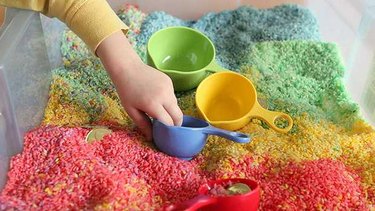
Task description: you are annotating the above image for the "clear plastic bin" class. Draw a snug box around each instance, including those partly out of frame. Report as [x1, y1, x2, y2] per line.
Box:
[0, 9, 52, 190]
[0, 6, 5, 27]
[0, 0, 374, 192]
[346, 1, 375, 126]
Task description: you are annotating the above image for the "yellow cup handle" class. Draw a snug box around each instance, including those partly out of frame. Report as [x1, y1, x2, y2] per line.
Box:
[249, 102, 293, 133]
[206, 61, 228, 73]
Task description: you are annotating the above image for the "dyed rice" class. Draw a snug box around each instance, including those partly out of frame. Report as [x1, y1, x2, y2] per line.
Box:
[0, 127, 206, 209]
[137, 4, 320, 69]
[1, 3, 374, 210]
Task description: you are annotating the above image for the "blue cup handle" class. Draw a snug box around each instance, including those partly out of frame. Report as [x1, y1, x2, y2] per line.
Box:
[203, 126, 250, 143]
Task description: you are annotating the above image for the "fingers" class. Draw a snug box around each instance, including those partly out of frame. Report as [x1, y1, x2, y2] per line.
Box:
[163, 102, 183, 126]
[146, 105, 174, 126]
[126, 107, 152, 141]
[126, 99, 183, 142]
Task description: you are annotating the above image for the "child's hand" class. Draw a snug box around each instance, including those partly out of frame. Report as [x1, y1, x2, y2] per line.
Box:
[97, 31, 183, 140]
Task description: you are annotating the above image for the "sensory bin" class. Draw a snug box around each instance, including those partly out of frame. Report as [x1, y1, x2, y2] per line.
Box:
[1, 4, 375, 210]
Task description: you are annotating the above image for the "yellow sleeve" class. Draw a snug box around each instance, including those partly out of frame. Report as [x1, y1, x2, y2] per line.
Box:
[0, 0, 129, 54]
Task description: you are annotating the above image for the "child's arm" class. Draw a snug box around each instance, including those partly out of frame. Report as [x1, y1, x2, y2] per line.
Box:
[0, 0, 183, 140]
[97, 31, 183, 139]
[0, 0, 128, 53]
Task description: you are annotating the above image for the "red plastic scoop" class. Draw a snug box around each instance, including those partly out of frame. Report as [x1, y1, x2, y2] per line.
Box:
[162, 178, 260, 211]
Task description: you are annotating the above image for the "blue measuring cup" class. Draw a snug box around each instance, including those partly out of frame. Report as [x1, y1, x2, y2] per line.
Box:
[153, 115, 250, 160]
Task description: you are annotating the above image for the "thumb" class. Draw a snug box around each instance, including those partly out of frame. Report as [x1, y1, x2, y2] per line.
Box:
[126, 107, 152, 141]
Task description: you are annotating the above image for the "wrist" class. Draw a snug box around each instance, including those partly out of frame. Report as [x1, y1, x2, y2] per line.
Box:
[96, 31, 143, 78]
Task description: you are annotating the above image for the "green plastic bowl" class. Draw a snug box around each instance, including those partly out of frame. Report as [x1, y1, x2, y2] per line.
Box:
[147, 26, 225, 91]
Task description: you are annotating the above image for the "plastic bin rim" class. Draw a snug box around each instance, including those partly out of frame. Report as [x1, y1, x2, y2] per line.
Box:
[0, 10, 35, 63]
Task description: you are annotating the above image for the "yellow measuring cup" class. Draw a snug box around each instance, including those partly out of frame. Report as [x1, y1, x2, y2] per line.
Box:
[196, 71, 293, 133]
